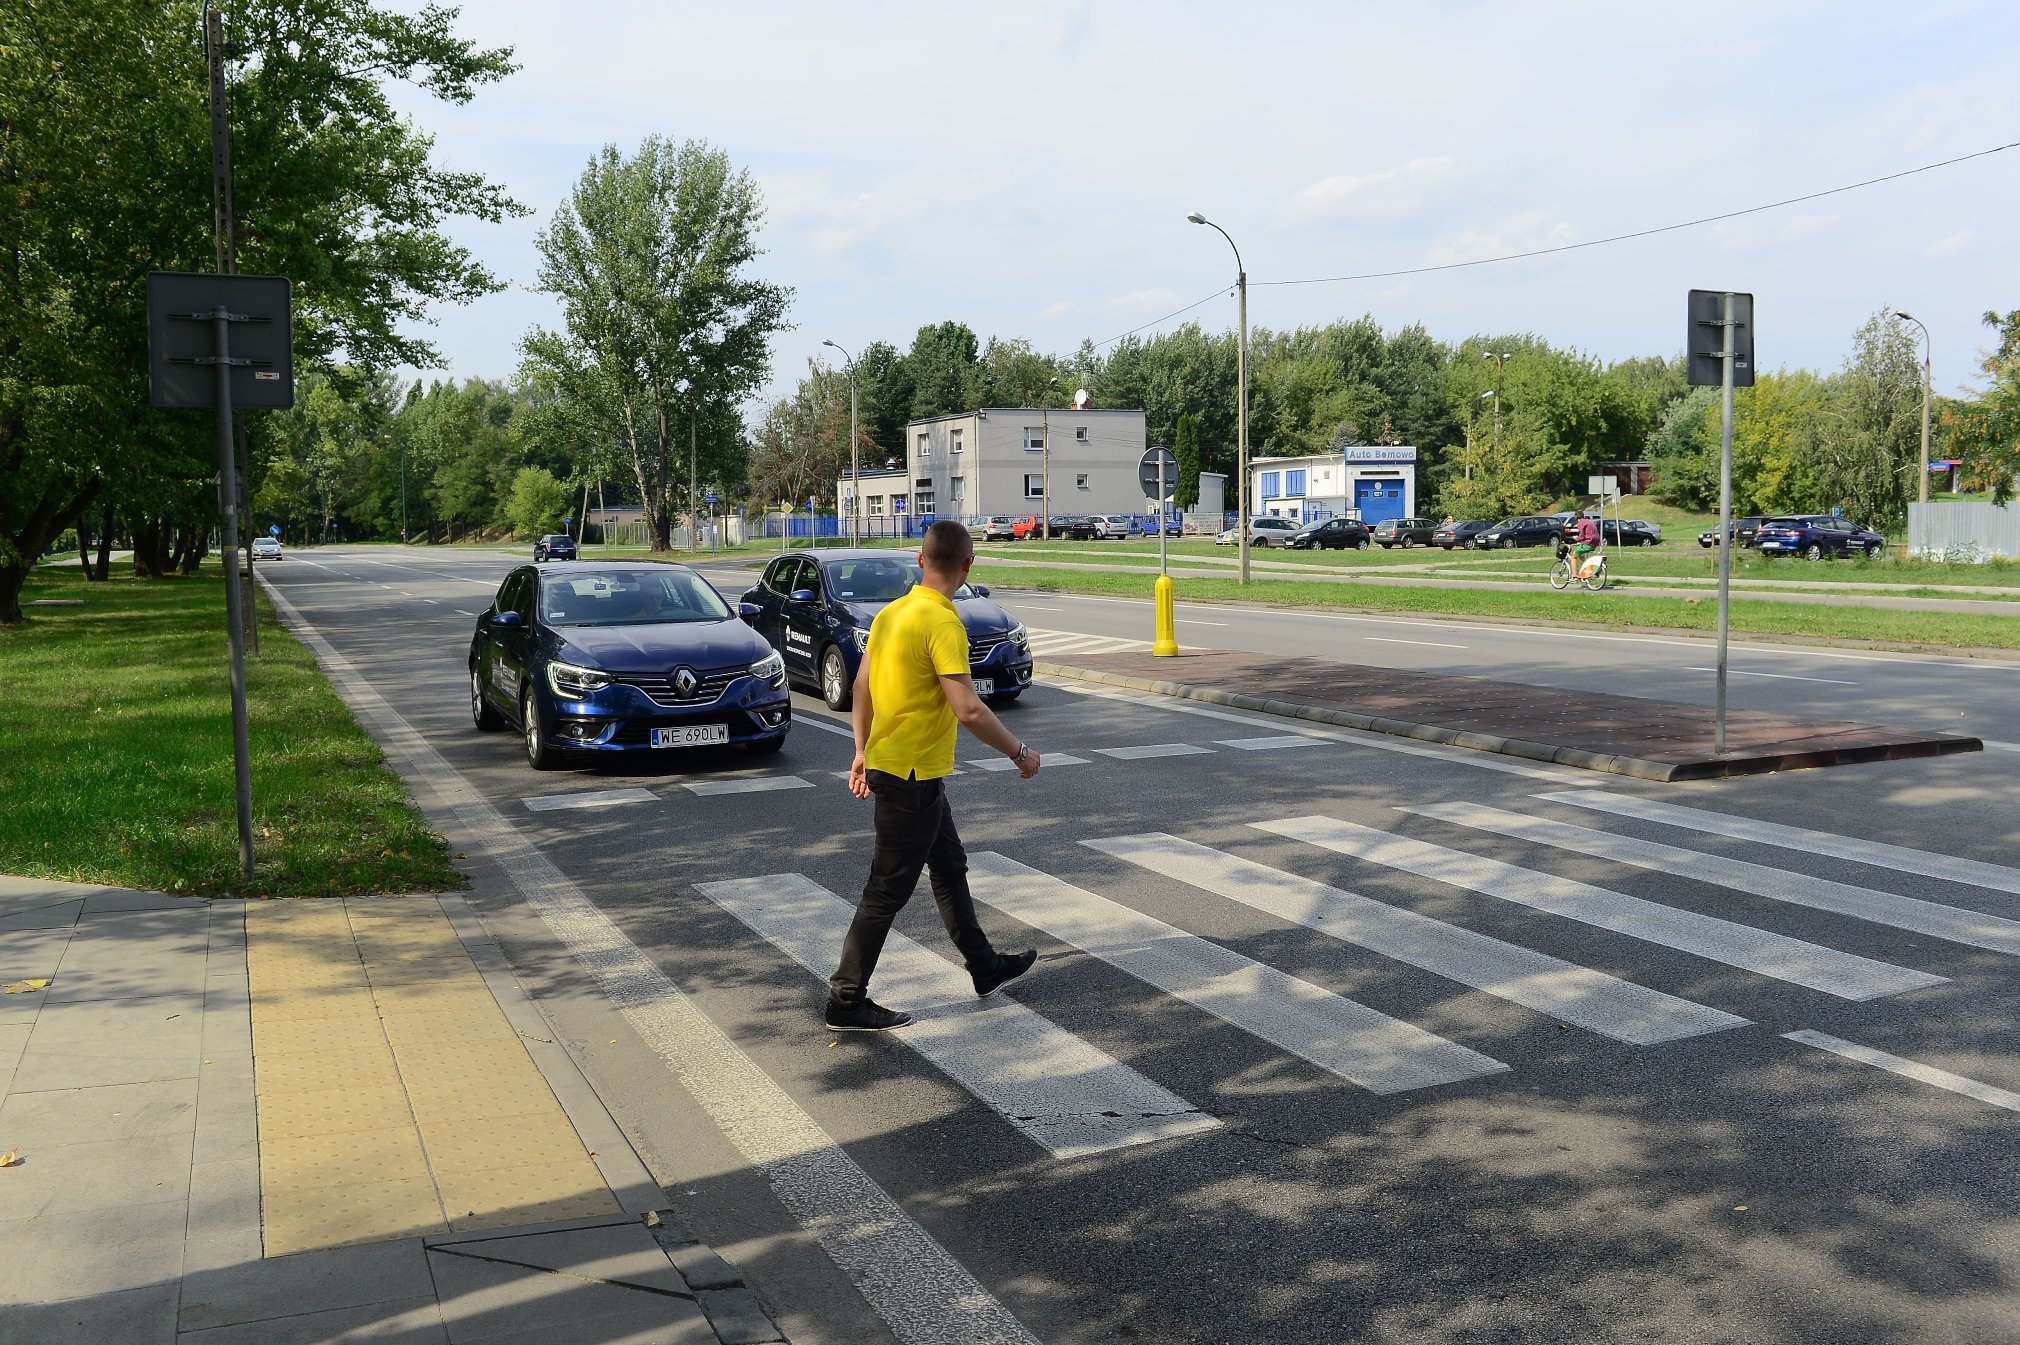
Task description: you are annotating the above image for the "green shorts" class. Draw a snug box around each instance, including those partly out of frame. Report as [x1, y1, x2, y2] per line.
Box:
[1573, 543, 1596, 557]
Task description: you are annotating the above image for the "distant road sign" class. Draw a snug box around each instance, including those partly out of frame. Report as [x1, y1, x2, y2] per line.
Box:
[1139, 446, 1179, 501]
[269, 524, 280, 537]
[1687, 289, 1755, 389]
[704, 494, 720, 504]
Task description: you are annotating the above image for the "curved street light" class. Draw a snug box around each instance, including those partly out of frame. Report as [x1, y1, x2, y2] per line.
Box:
[1187, 211, 1250, 583]
[822, 339, 859, 543]
[1891, 312, 1933, 504]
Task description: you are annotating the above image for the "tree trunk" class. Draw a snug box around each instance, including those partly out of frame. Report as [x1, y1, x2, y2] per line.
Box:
[0, 477, 101, 621]
[77, 510, 95, 578]
[93, 503, 113, 581]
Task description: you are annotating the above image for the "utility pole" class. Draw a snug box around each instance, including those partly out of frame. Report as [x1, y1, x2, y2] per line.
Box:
[1041, 374, 1058, 541]
[1483, 351, 1510, 477]
[1188, 213, 1250, 582]
[1894, 311, 1933, 506]
[689, 410, 698, 554]
[823, 340, 860, 544]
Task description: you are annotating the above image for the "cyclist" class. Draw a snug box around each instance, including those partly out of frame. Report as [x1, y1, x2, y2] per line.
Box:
[1573, 511, 1602, 571]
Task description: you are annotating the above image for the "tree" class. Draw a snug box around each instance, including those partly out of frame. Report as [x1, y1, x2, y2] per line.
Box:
[1646, 387, 1721, 510]
[1945, 309, 2020, 501]
[1173, 413, 1201, 510]
[504, 466, 567, 538]
[1815, 310, 1922, 528]
[527, 137, 791, 552]
[906, 321, 986, 419]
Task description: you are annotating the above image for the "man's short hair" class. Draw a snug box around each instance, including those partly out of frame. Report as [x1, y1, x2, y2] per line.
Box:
[919, 520, 974, 574]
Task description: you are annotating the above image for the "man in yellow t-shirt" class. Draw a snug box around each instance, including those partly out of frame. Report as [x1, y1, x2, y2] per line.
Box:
[826, 521, 1043, 1031]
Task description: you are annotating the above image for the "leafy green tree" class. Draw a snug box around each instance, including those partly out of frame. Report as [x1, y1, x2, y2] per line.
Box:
[527, 137, 790, 551]
[1944, 309, 2020, 501]
[504, 466, 567, 538]
[1814, 310, 1922, 528]
[1646, 387, 1721, 510]
[1173, 413, 1200, 510]
[905, 322, 987, 419]
[981, 338, 1067, 407]
[852, 340, 913, 456]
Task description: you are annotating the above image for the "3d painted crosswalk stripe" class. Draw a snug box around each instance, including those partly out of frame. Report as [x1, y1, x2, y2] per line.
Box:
[1085, 832, 1744, 1045]
[966, 753, 1089, 772]
[1783, 1029, 2020, 1114]
[966, 852, 1508, 1094]
[693, 874, 1217, 1159]
[1092, 743, 1216, 761]
[682, 777, 815, 797]
[523, 788, 658, 812]
[1217, 736, 1324, 752]
[1408, 801, 2020, 958]
[1540, 790, 2020, 897]
[1253, 816, 1946, 1002]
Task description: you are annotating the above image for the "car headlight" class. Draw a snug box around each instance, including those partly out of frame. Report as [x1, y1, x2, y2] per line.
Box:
[547, 661, 611, 698]
[851, 628, 870, 652]
[750, 650, 785, 684]
[1007, 624, 1027, 650]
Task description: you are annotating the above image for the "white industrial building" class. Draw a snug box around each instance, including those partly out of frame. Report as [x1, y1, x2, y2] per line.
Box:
[1248, 446, 1419, 525]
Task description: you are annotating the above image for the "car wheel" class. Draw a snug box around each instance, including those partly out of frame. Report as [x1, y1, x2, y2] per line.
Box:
[745, 732, 787, 754]
[1402, 536, 1416, 549]
[521, 685, 560, 770]
[471, 665, 503, 730]
[820, 645, 852, 711]
[1866, 542, 1883, 559]
[1804, 543, 1824, 561]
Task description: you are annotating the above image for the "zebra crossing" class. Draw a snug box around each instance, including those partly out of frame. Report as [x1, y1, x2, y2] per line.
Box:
[1022, 626, 1158, 658]
[692, 792, 2020, 1158]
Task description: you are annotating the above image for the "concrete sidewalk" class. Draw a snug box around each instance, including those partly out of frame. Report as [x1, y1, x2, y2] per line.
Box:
[0, 875, 786, 1345]
[1040, 649, 1983, 781]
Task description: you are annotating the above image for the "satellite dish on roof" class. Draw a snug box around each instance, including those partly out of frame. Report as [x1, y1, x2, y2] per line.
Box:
[1073, 388, 1089, 409]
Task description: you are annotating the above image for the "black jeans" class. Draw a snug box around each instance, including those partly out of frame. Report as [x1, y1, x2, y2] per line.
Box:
[828, 770, 996, 1007]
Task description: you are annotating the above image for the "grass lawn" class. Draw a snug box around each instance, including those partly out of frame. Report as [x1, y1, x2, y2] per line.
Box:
[988, 564, 2020, 652]
[0, 565, 464, 899]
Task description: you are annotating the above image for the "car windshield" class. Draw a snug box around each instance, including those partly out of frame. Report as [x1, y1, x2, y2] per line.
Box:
[539, 568, 730, 626]
[823, 557, 975, 602]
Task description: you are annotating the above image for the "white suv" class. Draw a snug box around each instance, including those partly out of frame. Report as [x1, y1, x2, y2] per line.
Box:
[1215, 516, 1299, 547]
[251, 537, 282, 560]
[1088, 514, 1137, 540]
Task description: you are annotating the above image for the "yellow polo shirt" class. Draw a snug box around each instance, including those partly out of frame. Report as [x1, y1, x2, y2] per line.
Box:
[862, 584, 971, 781]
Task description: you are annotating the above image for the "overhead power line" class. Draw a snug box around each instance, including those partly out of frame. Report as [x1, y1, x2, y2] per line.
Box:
[1090, 287, 1230, 351]
[1252, 137, 2020, 289]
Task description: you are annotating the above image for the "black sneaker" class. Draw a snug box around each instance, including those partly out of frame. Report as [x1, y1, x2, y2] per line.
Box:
[824, 998, 912, 1032]
[973, 950, 1037, 998]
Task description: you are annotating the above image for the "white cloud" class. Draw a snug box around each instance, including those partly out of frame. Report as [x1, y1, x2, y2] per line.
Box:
[1283, 157, 1465, 221]
[1926, 229, 1975, 256]
[1104, 288, 1181, 315]
[1040, 300, 1074, 320]
[1424, 214, 1576, 268]
[1709, 212, 1840, 254]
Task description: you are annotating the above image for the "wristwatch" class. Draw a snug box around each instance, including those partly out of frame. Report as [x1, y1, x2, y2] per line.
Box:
[1013, 743, 1030, 765]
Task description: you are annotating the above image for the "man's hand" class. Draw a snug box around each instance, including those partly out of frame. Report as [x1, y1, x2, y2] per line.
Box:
[848, 750, 870, 800]
[1015, 747, 1041, 780]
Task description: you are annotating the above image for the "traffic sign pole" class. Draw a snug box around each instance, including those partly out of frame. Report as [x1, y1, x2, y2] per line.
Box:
[211, 308, 255, 881]
[1714, 293, 1737, 754]
[1142, 446, 1180, 657]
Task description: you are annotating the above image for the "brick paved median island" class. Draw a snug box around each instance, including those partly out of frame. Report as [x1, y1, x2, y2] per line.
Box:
[1039, 650, 1982, 781]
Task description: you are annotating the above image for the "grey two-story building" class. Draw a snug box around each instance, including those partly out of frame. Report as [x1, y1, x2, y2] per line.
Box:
[895, 407, 1150, 522]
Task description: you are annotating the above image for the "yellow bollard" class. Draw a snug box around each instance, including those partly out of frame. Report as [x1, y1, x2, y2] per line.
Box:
[1152, 573, 1179, 657]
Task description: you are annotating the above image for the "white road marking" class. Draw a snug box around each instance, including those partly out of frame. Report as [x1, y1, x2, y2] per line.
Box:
[1681, 666, 1856, 685]
[1049, 681, 1579, 782]
[524, 788, 658, 812]
[1541, 791, 2020, 898]
[1784, 1029, 2020, 1114]
[682, 776, 814, 797]
[254, 575, 1042, 1345]
[1092, 743, 1216, 761]
[425, 599, 440, 604]
[694, 874, 1217, 1157]
[1985, 741, 2020, 753]
[1085, 833, 1743, 1045]
[1217, 736, 1324, 751]
[794, 714, 856, 737]
[455, 610, 476, 617]
[1408, 802, 2020, 958]
[966, 853, 1508, 1094]
[1175, 618, 1227, 626]
[966, 753, 1088, 771]
[1253, 816, 1946, 1002]
[1367, 637, 1468, 649]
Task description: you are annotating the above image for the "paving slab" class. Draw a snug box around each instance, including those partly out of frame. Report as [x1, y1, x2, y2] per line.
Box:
[0, 1281, 180, 1344]
[1041, 648, 1984, 780]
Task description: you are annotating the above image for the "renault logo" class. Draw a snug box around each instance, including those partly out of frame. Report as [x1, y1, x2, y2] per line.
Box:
[672, 666, 699, 698]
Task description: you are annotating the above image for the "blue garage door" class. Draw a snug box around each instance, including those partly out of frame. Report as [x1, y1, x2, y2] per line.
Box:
[1355, 479, 1405, 525]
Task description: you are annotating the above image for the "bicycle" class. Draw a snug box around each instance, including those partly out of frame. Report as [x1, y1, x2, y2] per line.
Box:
[1549, 542, 1609, 591]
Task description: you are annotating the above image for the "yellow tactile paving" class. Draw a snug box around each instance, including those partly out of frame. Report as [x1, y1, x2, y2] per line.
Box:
[247, 897, 620, 1257]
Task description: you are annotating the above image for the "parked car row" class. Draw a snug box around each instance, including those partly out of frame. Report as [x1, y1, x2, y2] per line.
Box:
[979, 514, 1177, 540]
[1694, 514, 1887, 558]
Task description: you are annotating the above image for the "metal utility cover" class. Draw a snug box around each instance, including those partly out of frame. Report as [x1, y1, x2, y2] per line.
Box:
[147, 272, 294, 409]
[1686, 289, 1755, 388]
[1139, 447, 1180, 501]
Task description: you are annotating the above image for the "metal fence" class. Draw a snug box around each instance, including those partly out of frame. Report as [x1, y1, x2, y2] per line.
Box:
[1908, 501, 2020, 560]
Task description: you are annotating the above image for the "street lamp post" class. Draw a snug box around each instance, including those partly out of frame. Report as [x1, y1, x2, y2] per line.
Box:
[1893, 312, 1933, 505]
[1482, 351, 1510, 468]
[822, 340, 860, 544]
[1188, 211, 1250, 584]
[1041, 374, 1058, 541]
[1473, 390, 1496, 481]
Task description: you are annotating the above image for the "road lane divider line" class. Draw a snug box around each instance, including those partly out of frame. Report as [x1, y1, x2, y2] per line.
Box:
[966, 853, 1507, 1093]
[1986, 741, 2020, 753]
[1253, 816, 1946, 1002]
[1085, 832, 1744, 1044]
[1540, 791, 2020, 897]
[1681, 666, 1856, 685]
[694, 874, 1218, 1157]
[1366, 637, 1468, 649]
[1783, 1029, 2020, 1114]
[1092, 744, 1216, 760]
[1408, 802, 2020, 957]
[524, 788, 658, 812]
[682, 776, 814, 797]
[254, 573, 1045, 1345]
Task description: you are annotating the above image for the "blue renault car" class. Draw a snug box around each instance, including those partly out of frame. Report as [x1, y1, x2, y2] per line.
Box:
[1754, 515, 1887, 560]
[470, 561, 789, 770]
[741, 549, 1033, 711]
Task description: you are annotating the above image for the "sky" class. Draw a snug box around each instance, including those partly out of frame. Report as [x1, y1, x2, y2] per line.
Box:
[388, 0, 2020, 407]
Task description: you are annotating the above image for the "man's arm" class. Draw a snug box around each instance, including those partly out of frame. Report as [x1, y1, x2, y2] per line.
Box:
[939, 674, 1039, 779]
[847, 655, 875, 799]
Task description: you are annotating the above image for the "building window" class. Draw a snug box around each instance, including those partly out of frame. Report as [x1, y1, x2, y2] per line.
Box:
[1260, 471, 1281, 498]
[915, 493, 935, 515]
[949, 428, 964, 454]
[867, 496, 884, 517]
[1024, 474, 1045, 499]
[950, 476, 965, 503]
[916, 432, 930, 458]
[1075, 426, 1088, 442]
[1076, 474, 1089, 489]
[1285, 469, 1307, 497]
[1023, 428, 1045, 451]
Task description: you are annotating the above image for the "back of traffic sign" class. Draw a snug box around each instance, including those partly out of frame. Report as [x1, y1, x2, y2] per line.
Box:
[1687, 289, 1754, 388]
[147, 272, 294, 409]
[1139, 446, 1179, 501]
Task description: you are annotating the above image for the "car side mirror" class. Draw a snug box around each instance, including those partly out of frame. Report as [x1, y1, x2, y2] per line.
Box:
[737, 601, 761, 623]
[788, 589, 818, 604]
[490, 610, 524, 629]
[971, 584, 989, 597]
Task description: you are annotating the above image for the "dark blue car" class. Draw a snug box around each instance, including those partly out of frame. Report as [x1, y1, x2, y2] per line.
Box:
[741, 549, 1033, 711]
[533, 533, 576, 562]
[1754, 515, 1886, 560]
[470, 561, 789, 770]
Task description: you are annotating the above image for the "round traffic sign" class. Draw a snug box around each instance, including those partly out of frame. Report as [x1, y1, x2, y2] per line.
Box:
[1139, 446, 1179, 502]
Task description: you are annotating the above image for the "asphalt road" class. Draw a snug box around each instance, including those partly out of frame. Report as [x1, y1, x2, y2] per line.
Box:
[261, 545, 2020, 1345]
